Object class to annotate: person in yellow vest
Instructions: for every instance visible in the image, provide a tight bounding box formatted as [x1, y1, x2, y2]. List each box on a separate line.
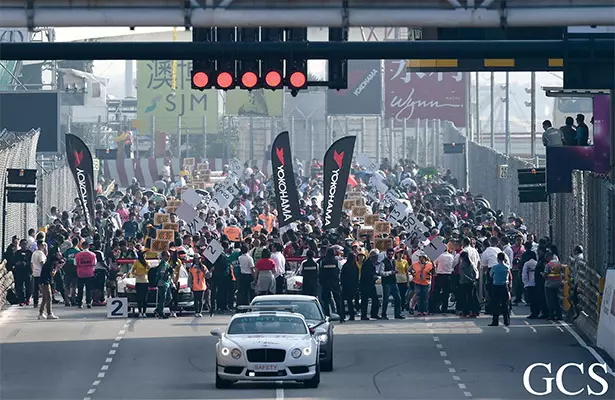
[543, 251, 563, 321]
[189, 254, 208, 317]
[395, 249, 411, 311]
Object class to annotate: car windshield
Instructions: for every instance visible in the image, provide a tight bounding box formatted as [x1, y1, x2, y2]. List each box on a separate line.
[227, 315, 308, 335]
[251, 300, 324, 321]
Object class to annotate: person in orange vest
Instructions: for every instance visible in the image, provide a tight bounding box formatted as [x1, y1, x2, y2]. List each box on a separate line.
[410, 254, 434, 316]
[189, 254, 208, 317]
[224, 218, 242, 242]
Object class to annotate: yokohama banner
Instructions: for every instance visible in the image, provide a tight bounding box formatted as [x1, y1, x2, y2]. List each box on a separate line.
[384, 60, 467, 127]
[322, 136, 356, 230]
[271, 131, 301, 227]
[66, 134, 96, 227]
[327, 60, 382, 115]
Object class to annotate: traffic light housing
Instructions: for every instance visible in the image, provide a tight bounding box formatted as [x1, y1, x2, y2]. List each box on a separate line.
[328, 27, 348, 90]
[191, 28, 215, 90]
[443, 142, 465, 154]
[286, 28, 308, 92]
[214, 28, 237, 90]
[238, 28, 260, 90]
[261, 28, 285, 90]
[518, 168, 546, 185]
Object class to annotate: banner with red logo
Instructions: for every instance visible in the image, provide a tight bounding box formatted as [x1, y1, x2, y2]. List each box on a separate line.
[65, 134, 95, 227]
[322, 136, 357, 230]
[326, 60, 382, 115]
[384, 60, 467, 127]
[271, 131, 301, 228]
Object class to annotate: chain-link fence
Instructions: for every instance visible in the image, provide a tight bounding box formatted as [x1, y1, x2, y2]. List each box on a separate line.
[37, 164, 78, 228]
[0, 129, 39, 256]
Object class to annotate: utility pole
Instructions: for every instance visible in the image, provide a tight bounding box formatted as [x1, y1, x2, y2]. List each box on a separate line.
[490, 72, 495, 149]
[530, 71, 536, 160]
[505, 71, 511, 156]
[475, 71, 480, 145]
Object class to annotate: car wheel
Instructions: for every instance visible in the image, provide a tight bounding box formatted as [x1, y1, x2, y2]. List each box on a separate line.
[321, 355, 333, 372]
[303, 362, 320, 388]
[215, 367, 232, 389]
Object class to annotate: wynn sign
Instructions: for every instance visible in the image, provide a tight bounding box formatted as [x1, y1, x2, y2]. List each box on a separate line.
[384, 60, 467, 127]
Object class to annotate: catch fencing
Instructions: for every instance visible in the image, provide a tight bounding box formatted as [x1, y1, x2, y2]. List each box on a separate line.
[37, 164, 78, 228]
[551, 172, 615, 341]
[0, 129, 39, 256]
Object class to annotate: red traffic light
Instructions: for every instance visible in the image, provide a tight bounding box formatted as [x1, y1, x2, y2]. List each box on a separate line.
[192, 71, 209, 88]
[289, 71, 307, 88]
[217, 72, 234, 89]
[241, 72, 258, 89]
[265, 70, 282, 88]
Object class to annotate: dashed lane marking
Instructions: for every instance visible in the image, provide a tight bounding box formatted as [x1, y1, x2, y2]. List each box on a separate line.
[82, 319, 133, 400]
[427, 322, 472, 398]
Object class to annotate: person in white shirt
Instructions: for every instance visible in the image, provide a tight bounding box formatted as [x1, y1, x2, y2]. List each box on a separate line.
[433, 249, 455, 313]
[270, 243, 286, 294]
[31, 240, 48, 308]
[237, 245, 255, 306]
[480, 237, 509, 313]
[501, 236, 514, 268]
[542, 120, 563, 147]
[522, 249, 539, 319]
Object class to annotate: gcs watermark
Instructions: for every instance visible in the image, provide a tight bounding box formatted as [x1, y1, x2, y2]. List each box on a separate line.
[523, 363, 610, 396]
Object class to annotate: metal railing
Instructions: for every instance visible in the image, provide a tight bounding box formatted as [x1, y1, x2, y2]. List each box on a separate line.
[37, 164, 78, 228]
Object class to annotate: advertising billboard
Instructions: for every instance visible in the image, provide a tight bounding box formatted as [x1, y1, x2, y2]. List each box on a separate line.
[136, 60, 218, 135]
[225, 88, 282, 117]
[384, 60, 467, 127]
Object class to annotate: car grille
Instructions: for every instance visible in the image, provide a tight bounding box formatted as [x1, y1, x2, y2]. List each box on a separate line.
[246, 349, 286, 363]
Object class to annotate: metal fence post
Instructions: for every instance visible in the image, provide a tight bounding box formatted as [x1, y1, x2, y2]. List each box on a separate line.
[415, 118, 420, 163]
[402, 118, 407, 162]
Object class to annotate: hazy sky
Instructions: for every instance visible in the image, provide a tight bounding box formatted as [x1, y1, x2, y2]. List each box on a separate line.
[53, 27, 564, 98]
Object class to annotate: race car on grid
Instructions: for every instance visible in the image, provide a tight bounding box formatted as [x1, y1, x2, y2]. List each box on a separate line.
[210, 307, 320, 389]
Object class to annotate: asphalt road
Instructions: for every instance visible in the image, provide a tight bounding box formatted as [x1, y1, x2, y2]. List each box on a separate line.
[1, 304, 613, 400]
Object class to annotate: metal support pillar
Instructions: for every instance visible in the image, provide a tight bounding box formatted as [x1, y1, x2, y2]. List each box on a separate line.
[530, 71, 536, 159]
[475, 71, 480, 145]
[402, 118, 407, 162]
[505, 71, 511, 156]
[360, 117, 366, 153]
[415, 118, 420, 163]
[376, 117, 381, 164]
[423, 118, 429, 166]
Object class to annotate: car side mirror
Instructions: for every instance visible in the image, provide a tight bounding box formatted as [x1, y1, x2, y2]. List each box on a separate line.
[330, 313, 341, 322]
[309, 327, 316, 335]
[210, 328, 221, 337]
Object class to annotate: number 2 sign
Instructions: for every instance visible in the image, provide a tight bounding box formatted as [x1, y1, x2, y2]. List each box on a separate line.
[107, 297, 128, 318]
[204, 239, 224, 264]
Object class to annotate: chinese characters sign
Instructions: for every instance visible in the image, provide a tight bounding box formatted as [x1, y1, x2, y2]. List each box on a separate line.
[137, 60, 218, 135]
[384, 60, 467, 127]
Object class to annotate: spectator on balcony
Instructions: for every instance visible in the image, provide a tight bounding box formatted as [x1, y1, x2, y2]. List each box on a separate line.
[560, 116, 577, 146]
[541, 120, 563, 147]
[575, 114, 590, 146]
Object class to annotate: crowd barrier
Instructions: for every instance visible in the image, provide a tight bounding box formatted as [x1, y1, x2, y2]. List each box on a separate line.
[0, 260, 14, 309]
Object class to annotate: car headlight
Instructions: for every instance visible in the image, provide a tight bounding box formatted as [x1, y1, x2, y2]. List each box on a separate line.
[317, 333, 328, 344]
[303, 347, 312, 356]
[291, 348, 302, 359]
[231, 348, 242, 359]
[221, 347, 230, 356]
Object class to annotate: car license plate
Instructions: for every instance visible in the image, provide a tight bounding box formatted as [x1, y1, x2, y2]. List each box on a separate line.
[254, 364, 277, 371]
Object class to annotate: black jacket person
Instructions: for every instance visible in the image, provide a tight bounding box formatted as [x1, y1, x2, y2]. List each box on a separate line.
[341, 253, 360, 320]
[318, 247, 345, 321]
[360, 249, 381, 320]
[300, 250, 319, 297]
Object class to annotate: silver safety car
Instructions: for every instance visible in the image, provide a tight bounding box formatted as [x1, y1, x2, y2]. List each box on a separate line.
[211, 309, 320, 389]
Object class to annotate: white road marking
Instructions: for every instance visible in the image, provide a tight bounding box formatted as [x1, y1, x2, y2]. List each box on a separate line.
[436, 343, 443, 349]
[118, 330, 126, 335]
[275, 380, 284, 400]
[433, 337, 440, 342]
[114, 336, 122, 341]
[449, 368, 456, 373]
[464, 391, 473, 397]
[439, 351, 447, 357]
[452, 375, 461, 381]
[105, 358, 113, 363]
[97, 373, 105, 378]
[112, 343, 119, 348]
[108, 350, 116, 355]
[101, 365, 109, 371]
[503, 326, 510, 333]
[444, 360, 452, 365]
[559, 321, 615, 377]
[92, 380, 100, 386]
[523, 321, 537, 333]
[83, 397, 91, 400]
[87, 388, 96, 394]
[459, 383, 467, 389]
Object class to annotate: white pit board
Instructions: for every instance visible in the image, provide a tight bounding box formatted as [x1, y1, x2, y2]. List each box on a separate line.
[423, 237, 448, 262]
[181, 188, 202, 207]
[175, 201, 198, 223]
[107, 297, 128, 318]
[204, 239, 224, 264]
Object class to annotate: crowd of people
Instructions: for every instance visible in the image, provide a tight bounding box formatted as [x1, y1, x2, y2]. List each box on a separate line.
[1, 156, 582, 324]
[542, 112, 592, 147]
